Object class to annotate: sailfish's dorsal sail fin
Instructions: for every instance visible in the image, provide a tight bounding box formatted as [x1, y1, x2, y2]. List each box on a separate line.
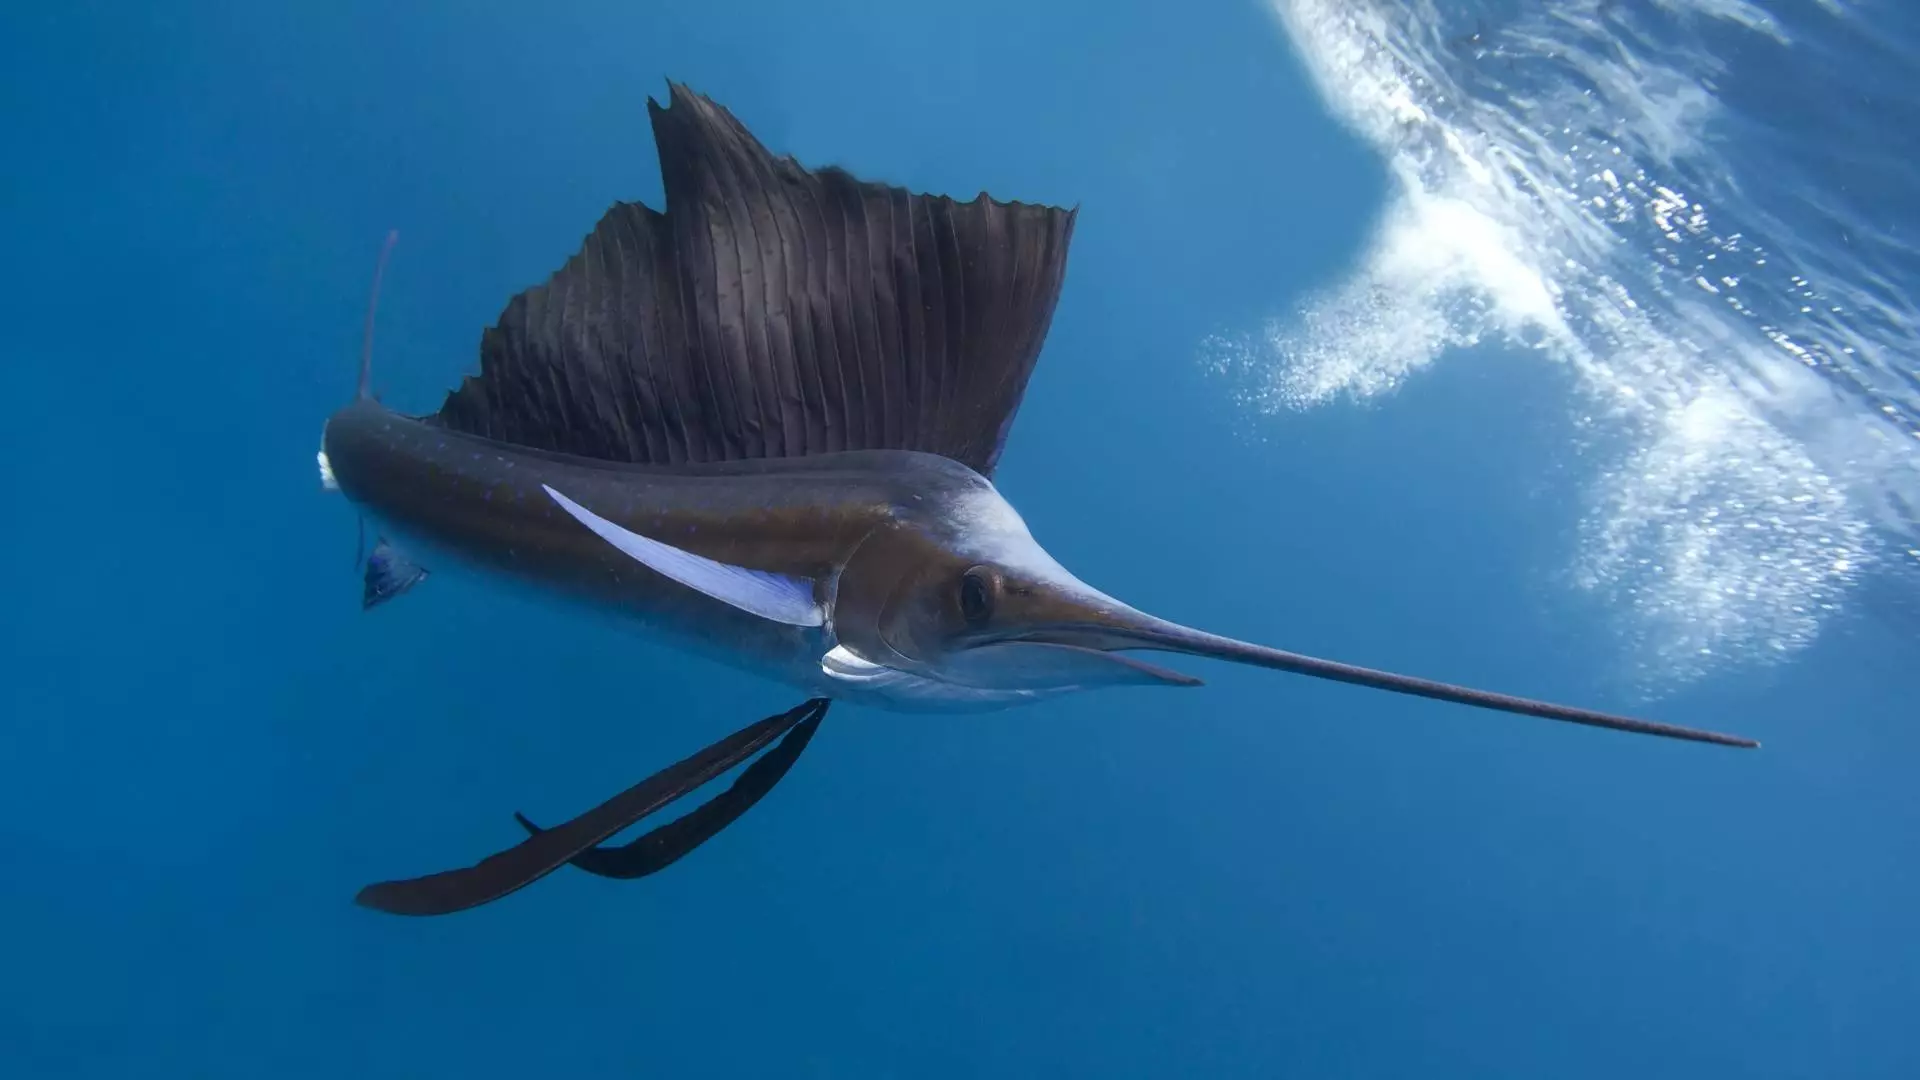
[428, 82, 1078, 476]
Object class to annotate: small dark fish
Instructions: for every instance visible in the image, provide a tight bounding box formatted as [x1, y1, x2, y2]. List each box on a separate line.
[321, 83, 1759, 918]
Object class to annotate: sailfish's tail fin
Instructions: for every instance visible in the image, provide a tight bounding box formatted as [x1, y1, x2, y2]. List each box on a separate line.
[319, 230, 397, 488]
[358, 229, 399, 401]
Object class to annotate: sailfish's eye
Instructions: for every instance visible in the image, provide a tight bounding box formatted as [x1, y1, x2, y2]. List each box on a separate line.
[959, 566, 998, 626]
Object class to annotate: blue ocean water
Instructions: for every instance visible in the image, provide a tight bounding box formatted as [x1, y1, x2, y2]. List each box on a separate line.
[2, 0, 1914, 1076]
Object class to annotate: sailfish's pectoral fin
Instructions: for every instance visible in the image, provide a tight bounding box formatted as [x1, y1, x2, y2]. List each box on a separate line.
[513, 701, 827, 879]
[542, 484, 824, 627]
[354, 699, 830, 916]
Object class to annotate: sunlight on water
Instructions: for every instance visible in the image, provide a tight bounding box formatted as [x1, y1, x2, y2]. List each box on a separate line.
[1210, 0, 1920, 686]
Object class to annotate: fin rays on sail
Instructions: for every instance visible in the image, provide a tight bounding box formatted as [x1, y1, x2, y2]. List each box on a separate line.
[542, 483, 824, 626]
[430, 83, 1077, 476]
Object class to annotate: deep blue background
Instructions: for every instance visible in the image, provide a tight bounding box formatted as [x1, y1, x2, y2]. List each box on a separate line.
[3, 1, 1913, 1077]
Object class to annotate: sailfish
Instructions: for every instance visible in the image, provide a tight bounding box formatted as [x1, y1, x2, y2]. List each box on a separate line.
[320, 84, 1757, 917]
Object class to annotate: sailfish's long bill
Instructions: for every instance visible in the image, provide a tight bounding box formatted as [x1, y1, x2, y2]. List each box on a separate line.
[900, 581, 1758, 749]
[323, 83, 1758, 918]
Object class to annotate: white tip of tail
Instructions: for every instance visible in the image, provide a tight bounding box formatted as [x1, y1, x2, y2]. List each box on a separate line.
[318, 447, 339, 491]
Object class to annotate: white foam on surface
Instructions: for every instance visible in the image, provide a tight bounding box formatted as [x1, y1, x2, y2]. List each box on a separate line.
[1212, 0, 1920, 686]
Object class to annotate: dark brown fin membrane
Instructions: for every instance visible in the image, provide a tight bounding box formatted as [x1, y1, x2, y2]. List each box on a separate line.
[355, 698, 829, 916]
[513, 700, 826, 879]
[429, 82, 1077, 477]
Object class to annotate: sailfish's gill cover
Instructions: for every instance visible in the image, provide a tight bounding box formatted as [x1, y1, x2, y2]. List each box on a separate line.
[427, 83, 1079, 474]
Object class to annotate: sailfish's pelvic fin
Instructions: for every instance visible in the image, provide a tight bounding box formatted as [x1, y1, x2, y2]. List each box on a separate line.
[514, 701, 826, 879]
[354, 699, 829, 916]
[358, 229, 399, 401]
[425, 82, 1078, 477]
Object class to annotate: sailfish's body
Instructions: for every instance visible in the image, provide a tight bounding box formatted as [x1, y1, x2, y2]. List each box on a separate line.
[325, 405, 1069, 710]
[322, 85, 1755, 917]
